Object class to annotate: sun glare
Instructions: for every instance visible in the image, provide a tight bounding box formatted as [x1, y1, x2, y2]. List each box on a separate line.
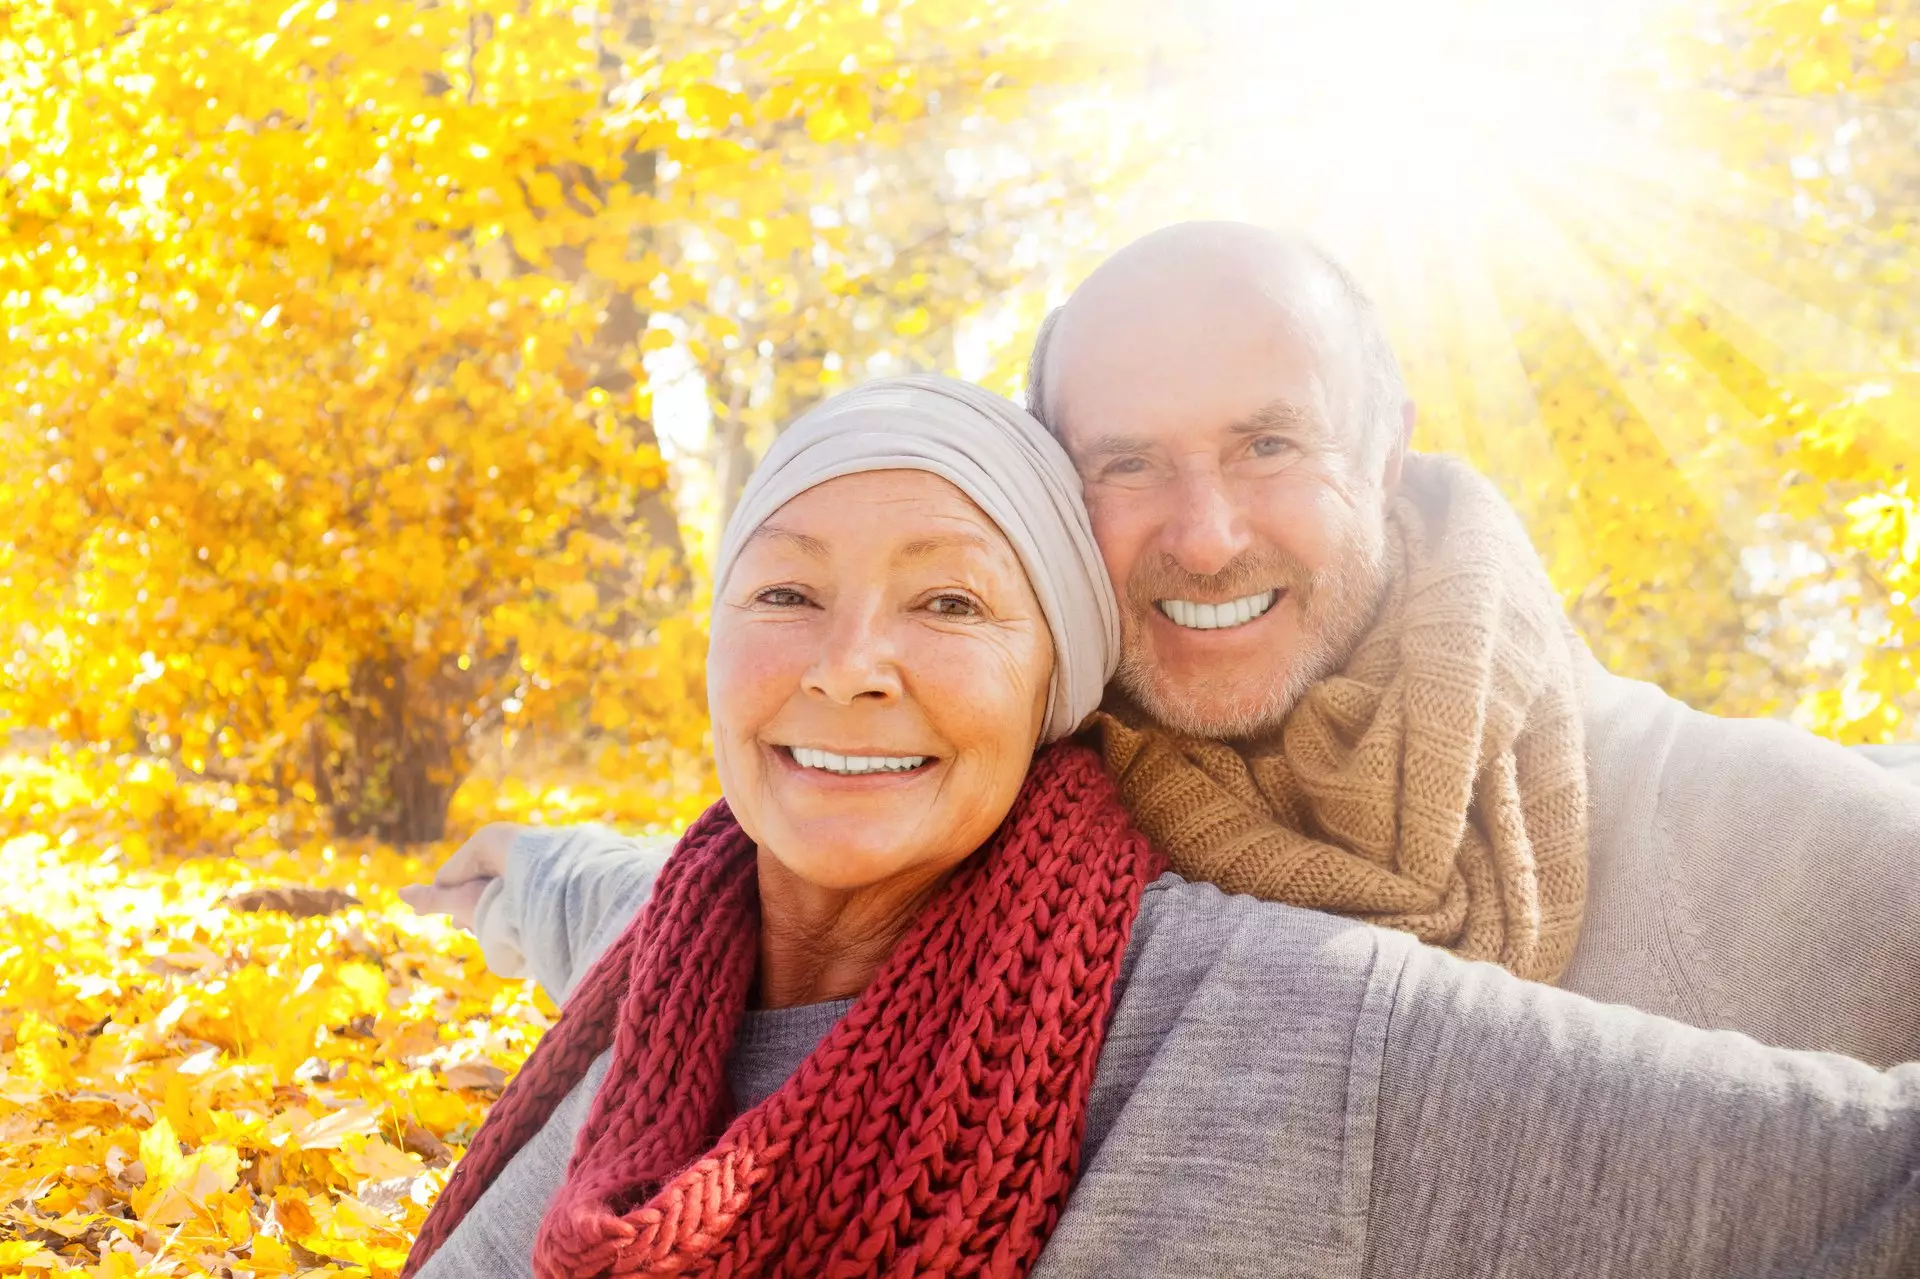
[1080, 0, 1913, 511]
[1172, 0, 1666, 240]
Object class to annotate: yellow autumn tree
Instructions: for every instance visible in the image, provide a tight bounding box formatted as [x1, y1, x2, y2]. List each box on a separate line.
[1486, 0, 1920, 739]
[0, 0, 1121, 842]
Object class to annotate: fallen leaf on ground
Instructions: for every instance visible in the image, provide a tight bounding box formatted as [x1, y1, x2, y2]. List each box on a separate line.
[440, 1061, 507, 1093]
[222, 886, 362, 917]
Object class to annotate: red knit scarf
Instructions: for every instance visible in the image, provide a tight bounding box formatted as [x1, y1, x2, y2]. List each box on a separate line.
[404, 743, 1164, 1279]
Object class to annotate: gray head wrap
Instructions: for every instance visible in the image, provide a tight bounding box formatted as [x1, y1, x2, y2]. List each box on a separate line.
[712, 373, 1118, 743]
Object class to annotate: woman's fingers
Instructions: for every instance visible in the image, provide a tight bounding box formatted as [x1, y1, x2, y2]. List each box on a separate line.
[398, 879, 491, 932]
[433, 821, 524, 886]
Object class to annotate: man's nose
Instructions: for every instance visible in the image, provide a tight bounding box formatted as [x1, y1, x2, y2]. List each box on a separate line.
[1161, 468, 1252, 578]
[801, 603, 903, 705]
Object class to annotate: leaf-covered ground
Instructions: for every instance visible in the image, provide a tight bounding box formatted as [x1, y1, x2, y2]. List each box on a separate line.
[0, 750, 702, 1277]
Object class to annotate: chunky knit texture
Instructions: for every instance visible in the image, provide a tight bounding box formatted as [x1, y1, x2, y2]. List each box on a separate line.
[1095, 454, 1590, 982]
[403, 743, 1164, 1279]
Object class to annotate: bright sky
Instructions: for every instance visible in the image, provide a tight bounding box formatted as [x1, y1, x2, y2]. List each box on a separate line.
[1159, 0, 1671, 234]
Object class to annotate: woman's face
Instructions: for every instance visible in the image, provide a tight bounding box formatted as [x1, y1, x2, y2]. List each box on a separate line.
[709, 469, 1054, 893]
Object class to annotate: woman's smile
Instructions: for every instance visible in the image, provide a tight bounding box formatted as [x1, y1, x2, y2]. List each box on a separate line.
[772, 742, 940, 782]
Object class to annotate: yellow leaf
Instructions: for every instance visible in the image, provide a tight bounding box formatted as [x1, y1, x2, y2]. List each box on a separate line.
[345, 1136, 425, 1183]
[557, 581, 599, 622]
[682, 83, 747, 128]
[137, 1117, 185, 1193]
[304, 657, 352, 693]
[89, 1252, 147, 1278]
[328, 961, 391, 1024]
[296, 1104, 383, 1150]
[248, 1233, 297, 1275]
[135, 1136, 240, 1226]
[272, 1187, 320, 1242]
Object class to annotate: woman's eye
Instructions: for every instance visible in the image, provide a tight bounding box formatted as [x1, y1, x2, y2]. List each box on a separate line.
[757, 587, 809, 607]
[927, 593, 979, 617]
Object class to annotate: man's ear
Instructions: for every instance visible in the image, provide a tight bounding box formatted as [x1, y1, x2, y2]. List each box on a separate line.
[1382, 399, 1416, 492]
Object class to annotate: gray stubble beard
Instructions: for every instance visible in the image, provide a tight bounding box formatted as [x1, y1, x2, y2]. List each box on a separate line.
[1113, 516, 1391, 743]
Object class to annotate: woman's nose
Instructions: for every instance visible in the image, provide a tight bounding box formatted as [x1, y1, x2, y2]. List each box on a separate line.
[801, 606, 902, 705]
[1161, 469, 1252, 578]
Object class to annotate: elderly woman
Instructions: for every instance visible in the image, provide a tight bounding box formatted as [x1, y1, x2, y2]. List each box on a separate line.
[401, 376, 1918, 1279]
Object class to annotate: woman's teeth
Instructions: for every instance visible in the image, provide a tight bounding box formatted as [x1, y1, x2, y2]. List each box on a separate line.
[790, 747, 929, 775]
[1157, 589, 1280, 631]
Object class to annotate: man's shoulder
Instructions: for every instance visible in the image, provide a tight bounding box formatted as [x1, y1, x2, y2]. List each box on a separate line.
[1855, 743, 1920, 787]
[1581, 657, 1917, 804]
[1573, 659, 1920, 1066]
[1580, 656, 1919, 905]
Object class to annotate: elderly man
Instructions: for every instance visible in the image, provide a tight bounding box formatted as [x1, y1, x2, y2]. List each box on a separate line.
[1025, 221, 1920, 1066]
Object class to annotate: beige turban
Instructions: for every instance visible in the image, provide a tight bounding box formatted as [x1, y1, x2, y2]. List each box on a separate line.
[712, 374, 1118, 743]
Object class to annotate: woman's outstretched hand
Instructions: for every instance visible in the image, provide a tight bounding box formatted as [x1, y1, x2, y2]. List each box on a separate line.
[398, 821, 525, 932]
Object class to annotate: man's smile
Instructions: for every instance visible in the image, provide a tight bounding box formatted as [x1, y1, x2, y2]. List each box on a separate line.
[1155, 589, 1282, 632]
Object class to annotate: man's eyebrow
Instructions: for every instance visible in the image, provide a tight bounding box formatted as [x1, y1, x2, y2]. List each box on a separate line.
[896, 530, 998, 561]
[1232, 399, 1321, 434]
[745, 524, 829, 559]
[1073, 432, 1155, 461]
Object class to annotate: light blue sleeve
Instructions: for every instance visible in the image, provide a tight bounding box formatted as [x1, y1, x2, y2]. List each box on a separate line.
[469, 824, 674, 1003]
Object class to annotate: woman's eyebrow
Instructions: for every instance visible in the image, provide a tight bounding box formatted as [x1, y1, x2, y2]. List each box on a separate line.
[895, 531, 998, 562]
[745, 524, 829, 559]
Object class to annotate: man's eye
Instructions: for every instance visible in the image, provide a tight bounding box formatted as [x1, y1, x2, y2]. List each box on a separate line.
[927, 593, 979, 617]
[757, 587, 809, 607]
[1249, 435, 1291, 458]
[1104, 456, 1150, 477]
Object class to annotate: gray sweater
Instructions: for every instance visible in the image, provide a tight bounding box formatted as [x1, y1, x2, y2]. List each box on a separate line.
[1543, 659, 1920, 1067]
[427, 827, 1920, 1278]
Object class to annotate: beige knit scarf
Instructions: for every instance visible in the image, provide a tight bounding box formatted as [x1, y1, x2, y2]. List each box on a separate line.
[1094, 454, 1591, 982]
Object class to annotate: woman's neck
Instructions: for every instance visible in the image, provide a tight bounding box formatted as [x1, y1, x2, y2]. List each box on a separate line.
[752, 852, 950, 1008]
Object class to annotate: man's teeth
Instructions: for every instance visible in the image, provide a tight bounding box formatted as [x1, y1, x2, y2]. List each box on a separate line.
[790, 747, 929, 775]
[1157, 590, 1280, 631]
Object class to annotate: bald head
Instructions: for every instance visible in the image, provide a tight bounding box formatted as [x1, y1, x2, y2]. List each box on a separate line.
[1028, 223, 1407, 476]
[1024, 223, 1411, 740]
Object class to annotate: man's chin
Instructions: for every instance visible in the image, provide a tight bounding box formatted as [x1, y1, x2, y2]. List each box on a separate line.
[1114, 665, 1304, 742]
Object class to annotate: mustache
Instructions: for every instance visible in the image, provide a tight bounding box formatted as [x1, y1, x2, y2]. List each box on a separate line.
[1123, 550, 1315, 613]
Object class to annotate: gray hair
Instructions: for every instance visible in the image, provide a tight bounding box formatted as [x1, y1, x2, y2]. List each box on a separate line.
[1308, 243, 1408, 474]
[1024, 304, 1066, 433]
[1025, 237, 1407, 475]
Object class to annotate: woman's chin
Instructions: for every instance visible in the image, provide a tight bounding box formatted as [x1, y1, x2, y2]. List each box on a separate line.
[762, 836, 946, 894]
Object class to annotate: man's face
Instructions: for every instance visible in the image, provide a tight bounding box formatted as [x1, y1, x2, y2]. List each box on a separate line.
[1047, 280, 1394, 740]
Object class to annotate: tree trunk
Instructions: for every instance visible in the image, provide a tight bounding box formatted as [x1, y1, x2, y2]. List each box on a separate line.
[578, 2, 686, 575]
[310, 655, 463, 844]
